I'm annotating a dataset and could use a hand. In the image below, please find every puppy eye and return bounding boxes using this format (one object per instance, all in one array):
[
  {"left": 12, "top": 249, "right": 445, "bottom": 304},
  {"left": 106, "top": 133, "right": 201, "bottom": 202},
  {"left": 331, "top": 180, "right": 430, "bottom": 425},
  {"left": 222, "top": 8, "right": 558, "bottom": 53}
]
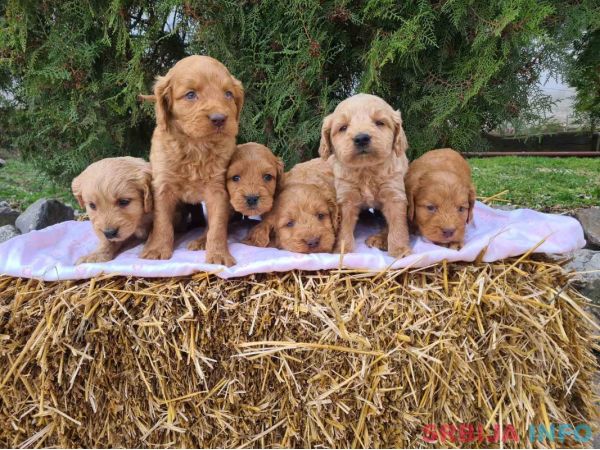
[
  {"left": 339, "top": 125, "right": 348, "bottom": 133},
  {"left": 185, "top": 91, "right": 197, "bottom": 100},
  {"left": 232, "top": 175, "right": 240, "bottom": 182},
  {"left": 458, "top": 206, "right": 467, "bottom": 213},
  {"left": 118, "top": 199, "right": 131, "bottom": 207},
  {"left": 286, "top": 220, "right": 295, "bottom": 228},
  {"left": 375, "top": 120, "right": 385, "bottom": 127},
  {"left": 225, "top": 90, "right": 233, "bottom": 99},
  {"left": 89, "top": 202, "right": 96, "bottom": 211},
  {"left": 426, "top": 205, "right": 437, "bottom": 212},
  {"left": 263, "top": 174, "right": 273, "bottom": 182},
  {"left": 317, "top": 213, "right": 325, "bottom": 220}
]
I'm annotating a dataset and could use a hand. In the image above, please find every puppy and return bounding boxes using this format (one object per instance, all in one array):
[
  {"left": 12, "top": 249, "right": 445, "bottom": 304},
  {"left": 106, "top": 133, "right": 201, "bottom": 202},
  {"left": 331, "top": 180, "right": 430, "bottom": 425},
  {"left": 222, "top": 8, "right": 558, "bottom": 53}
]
[
  {"left": 405, "top": 148, "right": 476, "bottom": 249},
  {"left": 245, "top": 158, "right": 339, "bottom": 253},
  {"left": 319, "top": 94, "right": 410, "bottom": 257},
  {"left": 140, "top": 55, "right": 244, "bottom": 266},
  {"left": 72, "top": 157, "right": 153, "bottom": 263},
  {"left": 189, "top": 142, "right": 284, "bottom": 249},
  {"left": 227, "top": 142, "right": 284, "bottom": 216}
]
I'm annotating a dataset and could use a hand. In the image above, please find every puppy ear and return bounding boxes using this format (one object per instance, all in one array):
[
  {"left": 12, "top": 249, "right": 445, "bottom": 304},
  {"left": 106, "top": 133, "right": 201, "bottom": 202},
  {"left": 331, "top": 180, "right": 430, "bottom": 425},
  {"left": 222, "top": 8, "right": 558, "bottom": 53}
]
[
  {"left": 407, "top": 179, "right": 418, "bottom": 222},
  {"left": 231, "top": 76, "right": 245, "bottom": 122},
  {"left": 392, "top": 110, "right": 409, "bottom": 156},
  {"left": 467, "top": 183, "right": 476, "bottom": 223},
  {"left": 318, "top": 114, "right": 333, "bottom": 160},
  {"left": 327, "top": 191, "right": 340, "bottom": 234},
  {"left": 275, "top": 156, "right": 285, "bottom": 193},
  {"left": 154, "top": 75, "right": 172, "bottom": 131},
  {"left": 139, "top": 165, "right": 154, "bottom": 214},
  {"left": 71, "top": 175, "right": 85, "bottom": 209}
]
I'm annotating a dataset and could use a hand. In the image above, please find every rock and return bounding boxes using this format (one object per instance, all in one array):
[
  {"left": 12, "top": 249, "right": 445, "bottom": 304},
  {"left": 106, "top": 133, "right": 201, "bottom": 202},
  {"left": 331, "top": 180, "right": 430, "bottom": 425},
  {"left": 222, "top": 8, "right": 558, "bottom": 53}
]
[
  {"left": 575, "top": 208, "right": 600, "bottom": 249},
  {"left": 565, "top": 249, "right": 600, "bottom": 303},
  {"left": 491, "top": 204, "right": 519, "bottom": 211},
  {"left": 0, "top": 158, "right": 5, "bottom": 168},
  {"left": 0, "top": 201, "right": 20, "bottom": 226},
  {"left": 0, "top": 224, "right": 20, "bottom": 243},
  {"left": 15, "top": 199, "right": 74, "bottom": 233}
]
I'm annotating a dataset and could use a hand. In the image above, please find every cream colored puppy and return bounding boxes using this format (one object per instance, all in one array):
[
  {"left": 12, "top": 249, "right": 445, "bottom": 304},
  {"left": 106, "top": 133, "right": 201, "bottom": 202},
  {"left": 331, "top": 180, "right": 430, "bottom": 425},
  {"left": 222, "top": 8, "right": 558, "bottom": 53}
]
[
  {"left": 72, "top": 157, "right": 153, "bottom": 263},
  {"left": 319, "top": 94, "right": 411, "bottom": 257}
]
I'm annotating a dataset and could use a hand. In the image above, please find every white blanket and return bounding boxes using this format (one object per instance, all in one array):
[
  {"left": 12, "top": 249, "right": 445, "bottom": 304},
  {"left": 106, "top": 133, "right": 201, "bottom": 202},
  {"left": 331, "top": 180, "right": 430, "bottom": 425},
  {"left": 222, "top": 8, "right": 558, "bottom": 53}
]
[{"left": 0, "top": 202, "right": 585, "bottom": 280}]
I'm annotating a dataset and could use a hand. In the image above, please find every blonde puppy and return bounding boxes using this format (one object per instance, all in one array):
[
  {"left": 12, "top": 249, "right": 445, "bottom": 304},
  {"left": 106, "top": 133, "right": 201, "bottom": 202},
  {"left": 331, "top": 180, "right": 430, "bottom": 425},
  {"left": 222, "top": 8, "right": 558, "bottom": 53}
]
[
  {"left": 140, "top": 55, "right": 244, "bottom": 266},
  {"left": 319, "top": 94, "right": 410, "bottom": 258},
  {"left": 72, "top": 157, "right": 153, "bottom": 263},
  {"left": 405, "top": 148, "right": 476, "bottom": 249},
  {"left": 245, "top": 158, "right": 339, "bottom": 253}
]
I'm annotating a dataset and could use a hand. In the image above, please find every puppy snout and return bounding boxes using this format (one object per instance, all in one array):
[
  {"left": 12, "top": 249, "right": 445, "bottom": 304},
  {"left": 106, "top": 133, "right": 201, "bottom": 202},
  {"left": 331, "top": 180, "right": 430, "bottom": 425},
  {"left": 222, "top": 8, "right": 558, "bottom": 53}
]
[
  {"left": 305, "top": 237, "right": 321, "bottom": 249},
  {"left": 209, "top": 113, "right": 227, "bottom": 128},
  {"left": 245, "top": 195, "right": 259, "bottom": 208},
  {"left": 353, "top": 133, "right": 371, "bottom": 150},
  {"left": 442, "top": 228, "right": 456, "bottom": 238},
  {"left": 103, "top": 228, "right": 119, "bottom": 239}
]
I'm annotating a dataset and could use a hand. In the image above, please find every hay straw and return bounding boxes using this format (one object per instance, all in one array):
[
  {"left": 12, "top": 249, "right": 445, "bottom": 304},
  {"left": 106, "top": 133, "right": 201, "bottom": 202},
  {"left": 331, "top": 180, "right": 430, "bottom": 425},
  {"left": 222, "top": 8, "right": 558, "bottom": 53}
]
[{"left": 0, "top": 255, "right": 598, "bottom": 448}]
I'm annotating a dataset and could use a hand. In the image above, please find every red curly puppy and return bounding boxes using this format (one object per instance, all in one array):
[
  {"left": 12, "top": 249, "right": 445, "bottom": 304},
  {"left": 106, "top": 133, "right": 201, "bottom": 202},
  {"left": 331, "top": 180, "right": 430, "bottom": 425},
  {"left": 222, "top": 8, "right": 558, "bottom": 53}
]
[
  {"left": 140, "top": 55, "right": 244, "bottom": 266},
  {"left": 405, "top": 148, "right": 476, "bottom": 249}
]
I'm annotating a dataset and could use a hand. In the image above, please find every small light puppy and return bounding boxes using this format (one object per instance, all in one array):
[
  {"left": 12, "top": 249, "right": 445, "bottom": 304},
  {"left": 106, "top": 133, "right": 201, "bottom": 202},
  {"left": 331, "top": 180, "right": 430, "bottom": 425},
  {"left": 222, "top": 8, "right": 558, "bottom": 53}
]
[
  {"left": 319, "top": 94, "right": 410, "bottom": 257},
  {"left": 405, "top": 148, "right": 476, "bottom": 249},
  {"left": 141, "top": 55, "right": 244, "bottom": 266},
  {"left": 72, "top": 157, "right": 153, "bottom": 263},
  {"left": 245, "top": 158, "right": 339, "bottom": 253}
]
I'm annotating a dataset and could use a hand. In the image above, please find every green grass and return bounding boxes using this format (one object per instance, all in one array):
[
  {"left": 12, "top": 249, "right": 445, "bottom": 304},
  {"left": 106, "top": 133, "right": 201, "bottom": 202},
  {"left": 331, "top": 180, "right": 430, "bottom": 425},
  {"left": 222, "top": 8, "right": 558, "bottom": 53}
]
[
  {"left": 0, "top": 155, "right": 598, "bottom": 212},
  {"left": 0, "top": 157, "right": 76, "bottom": 210},
  {"left": 470, "top": 156, "right": 600, "bottom": 211}
]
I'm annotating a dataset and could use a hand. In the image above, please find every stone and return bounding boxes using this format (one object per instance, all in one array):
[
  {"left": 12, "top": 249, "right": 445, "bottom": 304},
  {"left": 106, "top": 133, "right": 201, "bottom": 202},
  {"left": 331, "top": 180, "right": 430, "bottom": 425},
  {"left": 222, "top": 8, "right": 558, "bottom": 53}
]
[
  {"left": 15, "top": 199, "right": 75, "bottom": 234},
  {"left": 0, "top": 224, "right": 19, "bottom": 243},
  {"left": 574, "top": 208, "right": 600, "bottom": 249},
  {"left": 0, "top": 201, "right": 20, "bottom": 227},
  {"left": 0, "top": 158, "right": 5, "bottom": 168},
  {"left": 565, "top": 249, "right": 600, "bottom": 303},
  {"left": 492, "top": 204, "right": 519, "bottom": 211}
]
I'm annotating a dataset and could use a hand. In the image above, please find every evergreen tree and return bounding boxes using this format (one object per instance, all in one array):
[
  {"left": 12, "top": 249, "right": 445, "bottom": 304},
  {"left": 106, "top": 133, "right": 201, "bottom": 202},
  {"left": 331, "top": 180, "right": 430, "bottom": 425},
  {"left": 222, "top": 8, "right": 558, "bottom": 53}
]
[
  {"left": 0, "top": 0, "right": 598, "bottom": 182},
  {"left": 566, "top": 29, "right": 599, "bottom": 133}
]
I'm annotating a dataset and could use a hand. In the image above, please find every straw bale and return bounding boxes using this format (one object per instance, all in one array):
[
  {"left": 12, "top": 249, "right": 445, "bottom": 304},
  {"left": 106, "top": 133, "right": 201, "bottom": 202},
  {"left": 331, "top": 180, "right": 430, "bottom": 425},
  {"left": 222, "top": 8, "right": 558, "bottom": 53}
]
[{"left": 0, "top": 256, "right": 597, "bottom": 448}]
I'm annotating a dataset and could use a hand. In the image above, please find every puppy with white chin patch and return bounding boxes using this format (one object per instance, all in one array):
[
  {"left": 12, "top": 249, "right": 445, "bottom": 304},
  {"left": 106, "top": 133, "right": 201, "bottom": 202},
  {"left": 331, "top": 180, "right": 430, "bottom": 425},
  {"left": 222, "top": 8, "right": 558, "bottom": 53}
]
[
  {"left": 72, "top": 157, "right": 153, "bottom": 264},
  {"left": 319, "top": 93, "right": 411, "bottom": 258}
]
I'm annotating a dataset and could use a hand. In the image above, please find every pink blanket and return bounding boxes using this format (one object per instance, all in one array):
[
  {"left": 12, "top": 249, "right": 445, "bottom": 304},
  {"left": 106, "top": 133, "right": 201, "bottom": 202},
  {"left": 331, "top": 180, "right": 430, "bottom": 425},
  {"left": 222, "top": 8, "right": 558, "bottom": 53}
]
[{"left": 0, "top": 202, "right": 585, "bottom": 280}]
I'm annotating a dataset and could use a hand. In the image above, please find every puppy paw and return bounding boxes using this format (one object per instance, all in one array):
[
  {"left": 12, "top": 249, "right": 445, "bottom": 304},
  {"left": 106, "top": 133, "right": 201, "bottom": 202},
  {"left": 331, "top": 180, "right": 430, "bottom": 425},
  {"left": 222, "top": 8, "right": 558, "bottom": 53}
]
[
  {"left": 140, "top": 246, "right": 173, "bottom": 260},
  {"left": 388, "top": 245, "right": 411, "bottom": 259},
  {"left": 77, "top": 252, "right": 113, "bottom": 264},
  {"left": 243, "top": 223, "right": 271, "bottom": 247},
  {"left": 366, "top": 231, "right": 388, "bottom": 251},
  {"left": 187, "top": 235, "right": 207, "bottom": 251},
  {"left": 206, "top": 250, "right": 236, "bottom": 267}
]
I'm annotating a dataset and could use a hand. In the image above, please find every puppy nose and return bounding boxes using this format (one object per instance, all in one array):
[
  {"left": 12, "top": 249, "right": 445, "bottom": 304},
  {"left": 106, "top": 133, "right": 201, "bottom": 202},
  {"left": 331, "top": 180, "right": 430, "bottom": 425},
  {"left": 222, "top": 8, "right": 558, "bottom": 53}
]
[
  {"left": 442, "top": 228, "right": 455, "bottom": 238},
  {"left": 245, "top": 195, "right": 259, "bottom": 207},
  {"left": 209, "top": 113, "right": 227, "bottom": 127},
  {"left": 103, "top": 228, "right": 119, "bottom": 239},
  {"left": 353, "top": 133, "right": 371, "bottom": 148},
  {"left": 305, "top": 237, "right": 321, "bottom": 249}
]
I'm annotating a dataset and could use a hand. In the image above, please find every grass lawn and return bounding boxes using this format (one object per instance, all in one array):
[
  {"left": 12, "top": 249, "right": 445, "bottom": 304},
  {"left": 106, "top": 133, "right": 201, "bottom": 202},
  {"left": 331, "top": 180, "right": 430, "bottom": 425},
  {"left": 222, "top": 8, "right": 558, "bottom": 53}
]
[
  {"left": 470, "top": 156, "right": 600, "bottom": 211},
  {"left": 0, "top": 157, "right": 76, "bottom": 210},
  {"left": 0, "top": 155, "right": 598, "bottom": 212}
]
